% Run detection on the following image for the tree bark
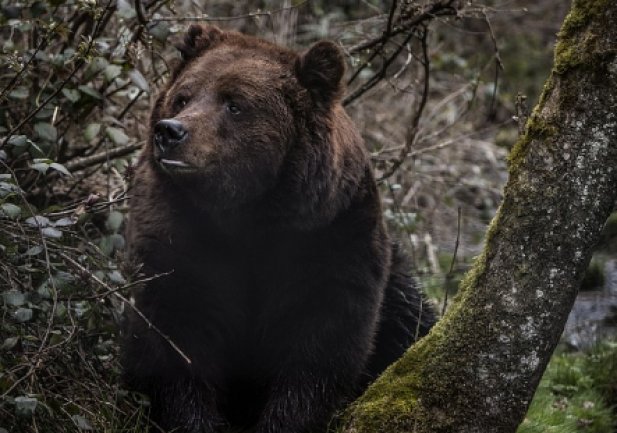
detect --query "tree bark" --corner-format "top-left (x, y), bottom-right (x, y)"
top-left (342, 1), bottom-right (617, 432)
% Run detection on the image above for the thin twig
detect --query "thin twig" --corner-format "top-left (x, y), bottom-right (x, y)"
top-left (135, 0), bottom-right (148, 26)
top-left (150, 1), bottom-right (307, 23)
top-left (441, 207), bottom-right (462, 316)
top-left (88, 271), bottom-right (172, 300)
top-left (0, 160), bottom-right (60, 399)
top-left (347, 0), bottom-right (459, 55)
top-left (515, 93), bottom-right (529, 136)
top-left (0, 22), bottom-right (57, 102)
top-left (59, 252), bottom-right (193, 365)
top-left (482, 8), bottom-right (504, 118)
top-left (347, 0), bottom-right (398, 86)
top-left (344, 28), bottom-right (417, 106)
top-left (1, 0), bottom-right (116, 148)
top-left (378, 27), bottom-right (431, 180)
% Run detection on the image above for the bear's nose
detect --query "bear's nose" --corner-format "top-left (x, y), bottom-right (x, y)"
top-left (153, 119), bottom-right (188, 153)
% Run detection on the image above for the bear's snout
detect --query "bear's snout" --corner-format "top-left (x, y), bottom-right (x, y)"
top-left (153, 119), bottom-right (188, 154)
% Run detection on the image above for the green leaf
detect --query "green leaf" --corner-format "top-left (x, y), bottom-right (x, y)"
top-left (0, 182), bottom-right (22, 197)
top-left (108, 270), bottom-right (126, 284)
top-left (117, 0), bottom-right (136, 19)
top-left (72, 414), bottom-right (93, 430)
top-left (54, 216), bottom-right (76, 227)
top-left (8, 87), bottom-right (29, 100)
top-left (61, 88), bottom-right (81, 103)
top-left (14, 307), bottom-right (33, 323)
top-left (31, 162), bottom-right (49, 174)
top-left (49, 333), bottom-right (63, 346)
top-left (1, 203), bottom-right (21, 219)
top-left (42, 227), bottom-right (62, 239)
top-left (49, 162), bottom-right (71, 177)
top-left (78, 85), bottom-right (103, 100)
top-left (34, 122), bottom-right (58, 142)
top-left (104, 64), bottom-right (122, 81)
top-left (83, 57), bottom-right (109, 80)
top-left (129, 69), bottom-right (149, 93)
top-left (25, 215), bottom-right (51, 227)
top-left (34, 106), bottom-right (55, 120)
top-left (73, 301), bottom-right (90, 318)
top-left (32, 158), bottom-right (53, 164)
top-left (51, 271), bottom-right (76, 290)
top-left (148, 21), bottom-right (170, 42)
top-left (15, 21), bottom-right (32, 32)
top-left (3, 290), bottom-right (26, 306)
top-left (28, 141), bottom-right (45, 158)
top-left (38, 283), bottom-right (51, 299)
top-left (106, 127), bottom-right (129, 145)
top-left (7, 135), bottom-right (28, 148)
top-left (84, 123), bottom-right (101, 141)
top-left (55, 303), bottom-right (67, 318)
top-left (1, 336), bottom-right (19, 351)
top-left (99, 236), bottom-right (114, 256)
top-left (24, 245), bottom-right (43, 256)
top-left (110, 233), bottom-right (125, 249)
top-left (105, 211), bottom-right (124, 232)
top-left (14, 396), bottom-right (37, 417)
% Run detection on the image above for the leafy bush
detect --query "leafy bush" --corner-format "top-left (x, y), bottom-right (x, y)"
top-left (0, 0), bottom-right (172, 430)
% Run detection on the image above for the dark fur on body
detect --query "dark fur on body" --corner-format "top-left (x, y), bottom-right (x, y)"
top-left (124, 25), bottom-right (434, 433)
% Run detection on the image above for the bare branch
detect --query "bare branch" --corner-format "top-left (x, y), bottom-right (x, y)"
top-left (150, 1), bottom-right (308, 23)
top-left (59, 252), bottom-right (193, 366)
top-left (52, 142), bottom-right (143, 174)
top-left (377, 27), bottom-right (431, 180)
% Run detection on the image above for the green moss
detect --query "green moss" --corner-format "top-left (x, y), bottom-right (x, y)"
top-left (343, 203), bottom-right (510, 430)
top-left (343, 207), bottom-right (507, 432)
top-left (504, 64), bottom-right (559, 171)
top-left (554, 0), bottom-right (612, 75)
top-left (507, 108), bottom-right (557, 172)
top-left (559, 0), bottom-right (610, 39)
top-left (342, 340), bottom-right (426, 431)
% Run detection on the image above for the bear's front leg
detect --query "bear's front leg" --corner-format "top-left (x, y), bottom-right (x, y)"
top-left (253, 302), bottom-right (378, 433)
top-left (122, 327), bottom-right (227, 433)
top-left (253, 371), bottom-right (353, 433)
top-left (148, 377), bottom-right (226, 433)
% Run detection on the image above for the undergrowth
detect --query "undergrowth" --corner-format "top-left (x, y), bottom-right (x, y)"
top-left (518, 342), bottom-right (617, 433)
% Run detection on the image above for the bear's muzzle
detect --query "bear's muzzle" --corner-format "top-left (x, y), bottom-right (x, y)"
top-left (154, 118), bottom-right (188, 154)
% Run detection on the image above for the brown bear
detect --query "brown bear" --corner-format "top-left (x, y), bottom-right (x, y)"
top-left (123, 25), bottom-right (434, 433)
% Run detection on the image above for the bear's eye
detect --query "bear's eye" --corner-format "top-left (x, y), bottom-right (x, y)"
top-left (173, 96), bottom-right (189, 112)
top-left (226, 103), bottom-right (241, 115)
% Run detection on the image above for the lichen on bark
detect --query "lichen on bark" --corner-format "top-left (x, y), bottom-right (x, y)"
top-left (342, 2), bottom-right (617, 432)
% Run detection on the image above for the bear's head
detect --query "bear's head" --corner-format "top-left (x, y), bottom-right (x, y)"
top-left (144, 25), bottom-right (366, 227)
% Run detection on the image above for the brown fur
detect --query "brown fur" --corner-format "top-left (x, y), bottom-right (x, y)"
top-left (123, 25), bottom-right (434, 433)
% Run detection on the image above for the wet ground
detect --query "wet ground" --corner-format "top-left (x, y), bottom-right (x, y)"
top-left (563, 259), bottom-right (617, 350)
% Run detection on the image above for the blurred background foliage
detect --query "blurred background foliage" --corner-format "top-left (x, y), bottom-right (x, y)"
top-left (1, 0), bottom-right (616, 432)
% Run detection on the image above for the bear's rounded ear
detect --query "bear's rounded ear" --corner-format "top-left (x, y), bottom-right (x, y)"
top-left (295, 40), bottom-right (346, 105)
top-left (175, 25), bottom-right (224, 62)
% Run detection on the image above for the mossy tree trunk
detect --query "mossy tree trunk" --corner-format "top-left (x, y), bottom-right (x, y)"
top-left (342, 1), bottom-right (617, 432)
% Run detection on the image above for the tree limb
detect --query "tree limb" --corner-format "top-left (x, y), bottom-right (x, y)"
top-left (343, 2), bottom-right (617, 432)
